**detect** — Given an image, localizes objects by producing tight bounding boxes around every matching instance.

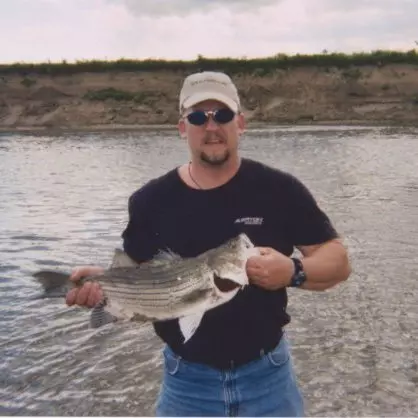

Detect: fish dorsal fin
[178,312,205,343]
[110,248,140,268]
[153,248,182,262]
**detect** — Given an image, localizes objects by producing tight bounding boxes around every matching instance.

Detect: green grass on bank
[1,50,417,76]
[83,87,161,103]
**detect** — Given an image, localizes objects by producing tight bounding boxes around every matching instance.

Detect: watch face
[289,257,306,287]
[292,271,306,287]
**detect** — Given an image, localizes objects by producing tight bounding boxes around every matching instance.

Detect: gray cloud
[0,0,416,63]
[303,0,418,52]
[107,0,279,17]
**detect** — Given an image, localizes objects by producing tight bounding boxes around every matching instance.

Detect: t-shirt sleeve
[121,188,160,263]
[285,175,339,246]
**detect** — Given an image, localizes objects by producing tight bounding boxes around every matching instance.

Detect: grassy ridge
[1,50,418,76]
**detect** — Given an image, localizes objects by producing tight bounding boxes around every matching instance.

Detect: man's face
[178,99,245,167]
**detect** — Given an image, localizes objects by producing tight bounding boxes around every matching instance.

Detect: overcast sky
[1,0,417,63]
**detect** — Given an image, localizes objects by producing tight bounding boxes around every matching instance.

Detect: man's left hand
[246,247,295,290]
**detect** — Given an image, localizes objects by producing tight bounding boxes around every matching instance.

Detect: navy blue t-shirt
[121,158,338,364]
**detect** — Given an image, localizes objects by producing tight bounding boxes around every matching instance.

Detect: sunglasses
[185,108,235,126]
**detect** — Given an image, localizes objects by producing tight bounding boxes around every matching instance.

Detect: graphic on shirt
[234,217,264,226]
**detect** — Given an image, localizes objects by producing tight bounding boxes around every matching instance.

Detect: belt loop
[260,348,265,357]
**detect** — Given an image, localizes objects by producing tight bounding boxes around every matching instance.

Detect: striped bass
[32,233,258,343]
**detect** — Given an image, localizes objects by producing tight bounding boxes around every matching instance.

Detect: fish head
[208,233,259,300]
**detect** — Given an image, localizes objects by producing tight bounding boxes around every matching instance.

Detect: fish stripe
[100,283,207,302]
[98,272,208,287]
[98,276,207,291]
[98,271,211,291]
[106,262,208,279]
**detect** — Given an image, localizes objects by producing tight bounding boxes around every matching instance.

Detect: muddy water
[0,126,417,416]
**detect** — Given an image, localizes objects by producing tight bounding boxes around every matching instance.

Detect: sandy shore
[1,120,417,136]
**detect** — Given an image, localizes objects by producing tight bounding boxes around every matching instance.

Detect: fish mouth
[213,273,242,293]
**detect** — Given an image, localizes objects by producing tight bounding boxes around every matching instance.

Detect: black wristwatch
[288,257,307,287]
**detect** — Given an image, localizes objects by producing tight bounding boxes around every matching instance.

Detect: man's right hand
[66,266,105,308]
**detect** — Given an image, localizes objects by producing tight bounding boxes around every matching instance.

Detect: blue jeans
[155,335,304,417]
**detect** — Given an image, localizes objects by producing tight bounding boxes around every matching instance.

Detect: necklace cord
[188,162,203,189]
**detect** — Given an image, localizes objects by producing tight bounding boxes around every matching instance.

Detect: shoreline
[1,119,418,135]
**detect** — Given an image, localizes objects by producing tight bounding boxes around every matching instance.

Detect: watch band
[289,257,307,287]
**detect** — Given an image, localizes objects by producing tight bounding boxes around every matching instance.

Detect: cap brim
[181,92,239,113]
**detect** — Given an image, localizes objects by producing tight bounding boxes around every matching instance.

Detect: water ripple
[0,127,417,416]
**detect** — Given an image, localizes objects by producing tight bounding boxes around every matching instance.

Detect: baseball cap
[179,71,241,114]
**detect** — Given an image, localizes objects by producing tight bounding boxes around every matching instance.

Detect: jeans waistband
[176,332,283,371]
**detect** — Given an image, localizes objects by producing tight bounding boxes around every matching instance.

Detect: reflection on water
[0,125,417,416]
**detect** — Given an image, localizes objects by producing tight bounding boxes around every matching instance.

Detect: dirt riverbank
[1,64,417,131]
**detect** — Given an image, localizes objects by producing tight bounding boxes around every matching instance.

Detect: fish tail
[32,270,75,298]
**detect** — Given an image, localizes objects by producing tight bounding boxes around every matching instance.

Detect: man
[66,71,351,417]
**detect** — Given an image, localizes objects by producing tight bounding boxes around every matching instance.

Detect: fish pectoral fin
[89,299,118,329]
[178,312,205,343]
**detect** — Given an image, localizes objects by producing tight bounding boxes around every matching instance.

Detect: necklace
[188,162,203,189]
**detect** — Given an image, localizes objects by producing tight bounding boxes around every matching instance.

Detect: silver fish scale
[97,261,214,317]
[104,256,207,285]
[98,261,210,292]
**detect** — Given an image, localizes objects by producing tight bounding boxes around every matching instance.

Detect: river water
[0,125,417,416]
